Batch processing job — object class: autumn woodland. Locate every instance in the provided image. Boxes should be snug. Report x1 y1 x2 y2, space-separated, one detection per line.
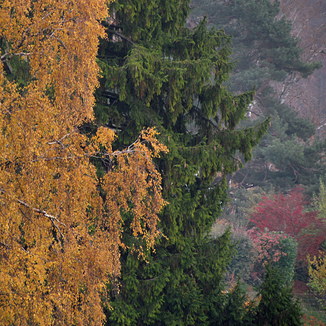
0 0 325 325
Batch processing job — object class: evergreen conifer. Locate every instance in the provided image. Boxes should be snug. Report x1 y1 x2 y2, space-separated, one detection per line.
95 0 268 324
253 266 303 326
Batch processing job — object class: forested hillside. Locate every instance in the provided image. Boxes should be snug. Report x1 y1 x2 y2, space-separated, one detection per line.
190 0 326 323
0 0 324 325
277 0 326 132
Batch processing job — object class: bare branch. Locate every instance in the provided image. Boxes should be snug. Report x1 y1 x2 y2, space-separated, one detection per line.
0 188 66 238
107 28 135 45
1 52 31 62
47 133 72 145
47 132 73 149
32 155 76 162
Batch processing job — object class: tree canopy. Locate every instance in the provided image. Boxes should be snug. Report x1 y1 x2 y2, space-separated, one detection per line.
95 0 269 325
0 1 167 324
0 0 313 325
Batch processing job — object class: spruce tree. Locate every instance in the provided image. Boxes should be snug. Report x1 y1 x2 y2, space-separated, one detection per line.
95 1 268 324
253 266 303 326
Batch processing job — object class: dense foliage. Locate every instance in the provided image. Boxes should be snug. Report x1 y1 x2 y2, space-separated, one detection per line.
0 0 318 324
95 0 270 325
249 187 324 261
253 266 303 326
0 1 167 324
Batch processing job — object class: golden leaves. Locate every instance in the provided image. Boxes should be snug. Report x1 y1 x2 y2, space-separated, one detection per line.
103 128 168 248
0 1 167 325
308 252 326 298
0 0 108 125
90 126 116 153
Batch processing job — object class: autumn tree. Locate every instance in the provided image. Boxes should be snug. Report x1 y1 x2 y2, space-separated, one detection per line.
246 229 297 286
0 1 167 325
308 182 326 309
249 187 325 262
314 180 326 222
308 252 326 309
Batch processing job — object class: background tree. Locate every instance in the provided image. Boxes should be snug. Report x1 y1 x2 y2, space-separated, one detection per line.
189 0 325 320
308 253 326 310
211 218 298 287
190 0 324 195
249 187 325 262
252 266 303 326
0 1 167 325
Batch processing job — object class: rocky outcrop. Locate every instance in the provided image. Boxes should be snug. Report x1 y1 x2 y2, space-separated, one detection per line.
277 0 326 135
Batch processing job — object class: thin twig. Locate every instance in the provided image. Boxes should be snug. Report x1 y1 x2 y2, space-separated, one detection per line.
47 132 72 145
1 52 31 62
47 132 73 149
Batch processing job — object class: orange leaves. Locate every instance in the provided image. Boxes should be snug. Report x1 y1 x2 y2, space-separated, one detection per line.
0 0 167 325
103 128 168 249
0 0 108 125
90 126 116 153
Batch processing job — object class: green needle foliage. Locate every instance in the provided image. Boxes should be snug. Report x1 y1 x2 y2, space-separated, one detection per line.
95 0 269 324
253 266 303 326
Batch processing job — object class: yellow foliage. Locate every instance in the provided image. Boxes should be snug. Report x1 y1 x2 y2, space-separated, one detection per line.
0 1 167 325
308 252 326 300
